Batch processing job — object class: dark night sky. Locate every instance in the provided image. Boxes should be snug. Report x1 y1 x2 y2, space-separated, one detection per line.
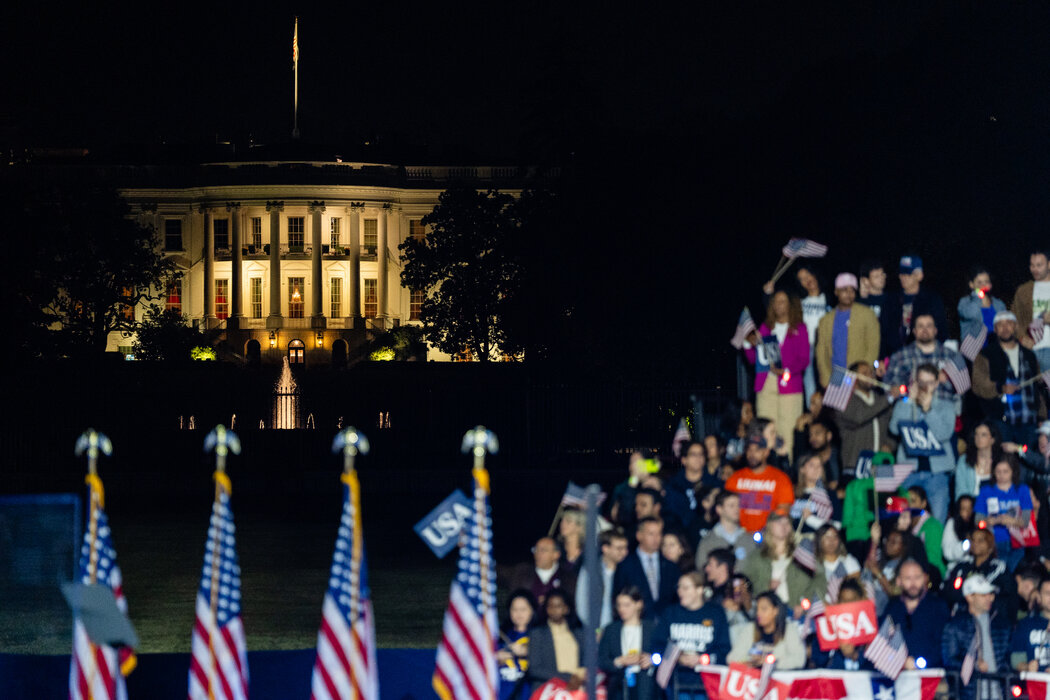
5 3 1050 380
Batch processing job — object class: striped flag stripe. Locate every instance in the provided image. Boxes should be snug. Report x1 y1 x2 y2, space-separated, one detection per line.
436 643 485 700
447 594 491 689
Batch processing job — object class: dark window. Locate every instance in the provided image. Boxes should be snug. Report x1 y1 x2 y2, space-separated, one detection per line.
214 219 229 250
164 219 183 251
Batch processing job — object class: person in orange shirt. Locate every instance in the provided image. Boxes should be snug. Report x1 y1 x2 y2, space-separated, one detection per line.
725 434 795 532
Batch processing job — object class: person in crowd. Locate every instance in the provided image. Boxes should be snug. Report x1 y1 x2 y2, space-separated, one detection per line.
526 589 586 689
816 523 861 588
508 536 577 611
633 488 673 540
727 591 806 670
942 528 1016 620
859 259 896 360
724 434 795 533
958 266 1006 345
842 466 880 563
737 508 824 610
802 419 843 490
868 525 929 599
722 400 755 464
792 388 827 463
831 361 894 483
661 530 695 574
1011 249 1050 371
975 454 1032 573
744 291 811 457
1014 562 1043 621
792 453 839 534
905 485 945 577
1012 573 1050 671
942 574 1011 700
613 517 679 620
1020 421 1050 491
703 434 729 485
751 417 791 471
884 313 967 412
973 310 1046 448
815 272 880 388
888 362 957 522
557 508 585 571
653 572 733 695
576 530 629 631
666 441 712 518
636 473 690 537
695 491 756 579
687 484 722 545
811 579 875 670
884 557 950 669
942 495 977 567
598 586 656 700
888 255 949 355
610 449 652 528
497 590 537 700
703 548 736 604
724 574 755 629
956 422 1005 498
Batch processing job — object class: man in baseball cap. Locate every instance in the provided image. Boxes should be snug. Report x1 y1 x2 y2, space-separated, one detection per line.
973 306 1044 448
885 254 948 355
944 573 1010 698
815 272 880 387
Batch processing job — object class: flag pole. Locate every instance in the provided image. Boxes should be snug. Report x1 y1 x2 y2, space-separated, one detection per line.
292 17 300 140
74 429 113 697
770 256 797 284
462 427 498 645
334 428 370 619
203 425 240 700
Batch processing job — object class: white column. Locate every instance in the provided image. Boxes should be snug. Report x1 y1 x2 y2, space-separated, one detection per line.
377 204 389 326
346 203 363 328
266 201 283 328
310 201 326 328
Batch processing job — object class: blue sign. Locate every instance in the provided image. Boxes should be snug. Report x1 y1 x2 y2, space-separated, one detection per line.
898 420 944 457
854 450 875 479
413 489 473 558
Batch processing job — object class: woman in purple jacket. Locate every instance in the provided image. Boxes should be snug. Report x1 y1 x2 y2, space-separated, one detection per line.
745 291 811 457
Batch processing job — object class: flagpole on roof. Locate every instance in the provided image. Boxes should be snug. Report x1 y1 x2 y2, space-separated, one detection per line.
292 17 300 140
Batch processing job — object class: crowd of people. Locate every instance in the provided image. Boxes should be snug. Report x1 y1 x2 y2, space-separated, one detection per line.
494 251 1050 700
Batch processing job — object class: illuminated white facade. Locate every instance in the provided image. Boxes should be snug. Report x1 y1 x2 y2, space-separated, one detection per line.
117 160 533 364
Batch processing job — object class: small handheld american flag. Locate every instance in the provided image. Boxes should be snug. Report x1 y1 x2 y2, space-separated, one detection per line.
874 463 915 492
1031 318 1046 345
561 481 607 508
782 238 828 259
825 561 848 603
864 618 908 680
730 307 757 349
672 418 691 459
960 326 987 362
808 483 834 522
654 641 682 689
793 536 817 572
799 598 826 639
822 367 856 411
942 354 971 394
960 630 981 685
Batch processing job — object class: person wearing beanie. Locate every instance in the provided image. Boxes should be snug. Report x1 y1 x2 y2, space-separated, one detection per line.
815 272 880 388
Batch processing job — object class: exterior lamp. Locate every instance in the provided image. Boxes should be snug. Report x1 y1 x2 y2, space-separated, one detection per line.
316 331 323 347
269 331 276 348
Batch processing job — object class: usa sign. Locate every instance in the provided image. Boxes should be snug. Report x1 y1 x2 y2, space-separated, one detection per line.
815 600 878 651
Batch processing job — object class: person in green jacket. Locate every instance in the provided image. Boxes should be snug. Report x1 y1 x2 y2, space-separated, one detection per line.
904 485 945 576
842 463 909 563
736 508 826 617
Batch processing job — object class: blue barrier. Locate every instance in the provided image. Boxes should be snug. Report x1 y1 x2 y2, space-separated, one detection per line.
1 648 438 699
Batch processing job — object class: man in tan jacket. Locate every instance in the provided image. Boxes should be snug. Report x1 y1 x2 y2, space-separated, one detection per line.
815 273 880 387
1011 249 1050 371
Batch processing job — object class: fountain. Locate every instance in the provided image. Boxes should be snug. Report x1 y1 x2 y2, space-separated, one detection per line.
259 419 265 430
272 357 300 429
230 413 237 430
188 415 196 430
306 413 315 429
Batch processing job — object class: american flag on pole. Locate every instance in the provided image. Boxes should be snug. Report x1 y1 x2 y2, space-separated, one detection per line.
293 17 299 65
433 465 498 700
942 354 971 394
874 463 915 492
825 561 848 603
864 617 908 680
311 470 379 700
672 418 691 459
960 630 981 686
822 367 856 411
189 475 248 700
1032 318 1046 345
730 307 756 349
960 325 987 361
808 483 834 522
793 536 817 572
69 476 136 700
782 238 828 259
799 598 826 639
561 481 606 508
654 641 682 689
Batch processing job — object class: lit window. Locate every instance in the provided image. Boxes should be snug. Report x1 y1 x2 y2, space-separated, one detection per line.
409 218 425 242
164 219 183 251
363 219 377 249
215 279 229 320
288 277 304 318
330 218 341 249
331 278 342 318
410 289 423 320
363 279 377 318
251 217 263 248
121 286 135 321
214 219 229 251
166 278 182 314
250 278 263 318
288 217 305 249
